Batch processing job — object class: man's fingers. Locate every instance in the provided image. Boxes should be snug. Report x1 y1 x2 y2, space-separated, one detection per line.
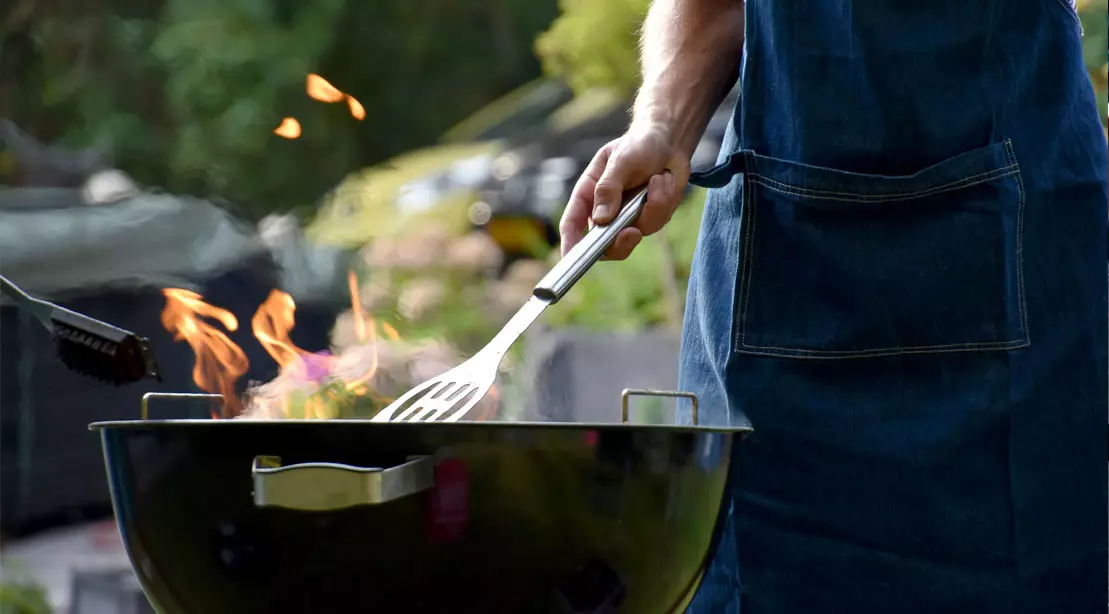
601 227 643 261
561 133 684 258
559 196 591 256
592 151 635 224
636 171 678 236
560 146 612 255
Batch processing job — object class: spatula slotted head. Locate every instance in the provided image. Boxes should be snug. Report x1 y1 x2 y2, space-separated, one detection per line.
371 355 498 423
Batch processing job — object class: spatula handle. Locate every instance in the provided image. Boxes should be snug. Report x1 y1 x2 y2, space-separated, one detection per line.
533 187 647 303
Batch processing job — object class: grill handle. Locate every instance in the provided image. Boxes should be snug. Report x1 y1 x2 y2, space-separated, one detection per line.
252 455 434 511
533 187 647 303
621 388 699 426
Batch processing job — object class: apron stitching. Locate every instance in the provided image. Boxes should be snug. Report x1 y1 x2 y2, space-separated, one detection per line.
736 152 758 349
733 139 1030 357
737 338 1030 359
1050 0 1084 33
751 165 1019 202
740 178 758 347
1003 139 1030 343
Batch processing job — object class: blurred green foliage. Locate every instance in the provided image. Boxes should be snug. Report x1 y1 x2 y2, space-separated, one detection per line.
535 0 650 96
1077 0 1109 127
0 575 51 614
3 0 558 221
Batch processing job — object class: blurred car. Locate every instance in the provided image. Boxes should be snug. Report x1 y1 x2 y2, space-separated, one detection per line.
469 85 741 258
306 79 574 249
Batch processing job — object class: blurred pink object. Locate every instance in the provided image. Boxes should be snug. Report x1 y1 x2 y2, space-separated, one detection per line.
299 351 333 383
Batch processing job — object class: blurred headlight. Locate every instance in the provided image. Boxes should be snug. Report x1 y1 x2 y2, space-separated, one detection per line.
468 200 494 226
531 157 579 215
534 174 568 216
539 156 578 181
395 175 446 213
448 155 494 188
491 153 522 181
395 155 493 214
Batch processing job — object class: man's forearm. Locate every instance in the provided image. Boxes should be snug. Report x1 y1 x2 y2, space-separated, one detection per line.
632 0 745 159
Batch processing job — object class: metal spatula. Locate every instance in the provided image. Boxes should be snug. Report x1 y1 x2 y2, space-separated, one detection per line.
371 187 648 423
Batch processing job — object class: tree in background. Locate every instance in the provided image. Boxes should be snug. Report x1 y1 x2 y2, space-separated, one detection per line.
2 0 559 220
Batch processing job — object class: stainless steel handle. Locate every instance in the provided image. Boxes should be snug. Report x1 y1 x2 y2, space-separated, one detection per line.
252 455 435 511
141 392 224 420
533 188 648 302
620 388 699 426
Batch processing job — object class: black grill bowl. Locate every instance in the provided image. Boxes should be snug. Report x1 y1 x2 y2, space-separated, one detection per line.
90 419 748 614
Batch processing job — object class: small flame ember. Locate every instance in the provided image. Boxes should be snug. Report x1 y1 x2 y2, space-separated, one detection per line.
306 73 365 120
274 118 301 139
274 75 364 140
347 95 366 121
160 289 249 417
306 73 345 103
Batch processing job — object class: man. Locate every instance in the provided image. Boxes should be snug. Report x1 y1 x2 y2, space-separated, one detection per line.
559 1 1108 612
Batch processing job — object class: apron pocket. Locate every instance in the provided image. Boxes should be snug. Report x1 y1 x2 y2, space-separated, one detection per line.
734 139 1028 359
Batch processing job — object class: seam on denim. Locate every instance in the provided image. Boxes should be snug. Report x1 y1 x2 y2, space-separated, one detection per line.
736 152 758 349
736 336 1029 356
1005 139 1030 345
735 338 1031 360
751 166 1019 203
740 150 758 345
734 141 1031 359
1050 0 1084 32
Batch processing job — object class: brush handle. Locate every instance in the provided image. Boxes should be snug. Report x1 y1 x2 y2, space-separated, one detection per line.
533 187 647 303
0 274 55 331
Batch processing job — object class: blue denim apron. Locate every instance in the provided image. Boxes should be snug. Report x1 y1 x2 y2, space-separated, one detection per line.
678 1 1108 613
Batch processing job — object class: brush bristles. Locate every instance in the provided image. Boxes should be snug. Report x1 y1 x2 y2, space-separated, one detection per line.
51 316 149 386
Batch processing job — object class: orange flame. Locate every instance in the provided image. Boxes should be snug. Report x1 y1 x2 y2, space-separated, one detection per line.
349 270 369 343
347 95 365 121
306 73 364 120
160 289 248 417
274 117 301 139
161 270 501 421
251 289 314 373
477 383 500 421
343 270 379 393
306 73 345 103
381 321 400 341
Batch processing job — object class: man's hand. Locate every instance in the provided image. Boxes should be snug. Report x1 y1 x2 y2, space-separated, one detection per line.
557 0 744 260
559 123 690 260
